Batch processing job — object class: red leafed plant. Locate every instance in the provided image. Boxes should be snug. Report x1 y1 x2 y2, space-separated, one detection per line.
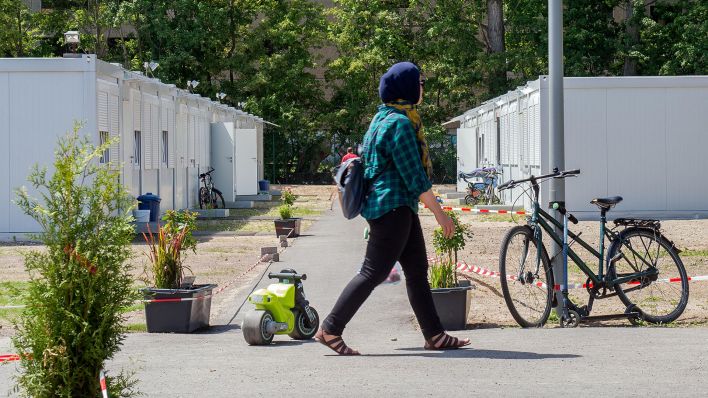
143 219 193 289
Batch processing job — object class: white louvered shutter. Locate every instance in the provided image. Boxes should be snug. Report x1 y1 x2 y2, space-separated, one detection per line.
188 115 195 167
151 103 160 170
98 91 109 133
134 98 142 168
142 101 152 170
109 94 120 166
168 108 176 168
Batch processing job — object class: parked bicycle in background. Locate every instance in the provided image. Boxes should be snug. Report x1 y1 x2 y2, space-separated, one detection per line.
199 167 226 209
459 167 501 206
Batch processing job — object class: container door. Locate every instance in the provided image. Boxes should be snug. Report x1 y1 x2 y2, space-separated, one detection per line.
456 127 476 192
234 128 258 196
210 122 236 202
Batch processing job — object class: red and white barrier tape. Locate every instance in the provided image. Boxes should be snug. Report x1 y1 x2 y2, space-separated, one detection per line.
100 370 109 398
142 253 276 303
421 204 526 215
2 253 276 307
553 274 708 291
431 257 708 290
0 354 21 363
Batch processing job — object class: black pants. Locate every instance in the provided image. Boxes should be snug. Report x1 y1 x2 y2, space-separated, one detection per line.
322 206 444 340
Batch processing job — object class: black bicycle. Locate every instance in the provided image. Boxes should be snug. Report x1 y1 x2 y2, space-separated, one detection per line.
497 168 689 328
199 167 226 209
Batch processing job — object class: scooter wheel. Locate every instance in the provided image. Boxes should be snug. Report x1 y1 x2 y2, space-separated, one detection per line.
559 310 580 328
242 310 274 345
289 307 319 340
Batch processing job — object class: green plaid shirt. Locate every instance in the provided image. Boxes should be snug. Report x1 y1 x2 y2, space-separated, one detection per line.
361 105 432 220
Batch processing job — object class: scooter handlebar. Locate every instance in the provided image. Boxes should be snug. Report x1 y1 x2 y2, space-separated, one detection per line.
268 272 307 281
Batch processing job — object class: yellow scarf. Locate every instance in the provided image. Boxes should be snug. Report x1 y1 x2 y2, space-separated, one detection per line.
386 101 433 179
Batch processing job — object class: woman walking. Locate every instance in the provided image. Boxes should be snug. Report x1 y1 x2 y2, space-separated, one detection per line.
316 62 471 355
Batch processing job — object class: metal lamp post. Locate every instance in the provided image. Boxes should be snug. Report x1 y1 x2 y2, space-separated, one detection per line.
548 0 566 313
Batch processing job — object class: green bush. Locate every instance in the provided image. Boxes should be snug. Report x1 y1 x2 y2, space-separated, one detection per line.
278 204 293 220
430 211 473 289
143 210 197 289
13 125 138 397
281 188 298 206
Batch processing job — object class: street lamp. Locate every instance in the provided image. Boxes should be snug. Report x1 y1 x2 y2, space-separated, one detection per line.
216 92 227 101
143 61 159 77
186 80 199 92
63 31 80 57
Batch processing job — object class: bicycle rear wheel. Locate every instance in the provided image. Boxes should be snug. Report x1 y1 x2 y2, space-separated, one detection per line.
499 226 554 327
211 188 226 209
608 228 689 324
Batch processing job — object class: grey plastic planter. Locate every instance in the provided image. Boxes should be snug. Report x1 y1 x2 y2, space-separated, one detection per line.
274 218 302 237
431 282 472 331
142 284 217 333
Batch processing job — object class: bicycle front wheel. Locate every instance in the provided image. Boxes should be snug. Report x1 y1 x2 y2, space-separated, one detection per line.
608 228 689 324
499 226 554 327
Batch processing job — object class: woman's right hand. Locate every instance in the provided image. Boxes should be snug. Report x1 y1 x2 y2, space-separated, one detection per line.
435 211 454 238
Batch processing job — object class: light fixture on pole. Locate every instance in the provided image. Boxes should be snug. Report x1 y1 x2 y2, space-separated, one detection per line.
186 80 199 92
236 101 246 110
216 92 227 101
63 31 80 58
143 61 159 77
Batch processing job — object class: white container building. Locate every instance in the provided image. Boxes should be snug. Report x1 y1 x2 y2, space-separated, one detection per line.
0 55 266 237
450 75 708 220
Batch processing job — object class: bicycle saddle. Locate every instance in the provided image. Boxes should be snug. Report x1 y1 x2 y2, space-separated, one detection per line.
590 196 623 210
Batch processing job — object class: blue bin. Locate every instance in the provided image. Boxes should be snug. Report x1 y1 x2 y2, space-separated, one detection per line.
137 193 161 222
258 180 270 193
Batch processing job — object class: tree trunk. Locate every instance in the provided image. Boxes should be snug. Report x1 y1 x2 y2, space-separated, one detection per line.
16 5 23 56
486 0 505 54
623 0 640 76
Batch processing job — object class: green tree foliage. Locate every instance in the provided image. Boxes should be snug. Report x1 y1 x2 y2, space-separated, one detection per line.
4 0 707 181
13 125 137 397
0 0 37 57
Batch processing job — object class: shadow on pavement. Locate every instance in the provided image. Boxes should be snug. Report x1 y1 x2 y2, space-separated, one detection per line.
196 324 241 334
350 347 580 360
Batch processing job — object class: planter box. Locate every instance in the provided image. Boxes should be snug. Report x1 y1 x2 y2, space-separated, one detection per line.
142 284 217 333
274 218 302 238
431 282 472 331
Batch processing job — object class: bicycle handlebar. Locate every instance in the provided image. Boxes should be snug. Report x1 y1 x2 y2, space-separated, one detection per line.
498 168 580 191
268 272 306 281
199 167 215 179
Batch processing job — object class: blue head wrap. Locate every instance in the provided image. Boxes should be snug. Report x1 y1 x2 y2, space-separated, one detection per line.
378 62 421 104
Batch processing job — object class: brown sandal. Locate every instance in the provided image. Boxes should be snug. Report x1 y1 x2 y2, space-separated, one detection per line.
315 329 360 356
424 332 471 350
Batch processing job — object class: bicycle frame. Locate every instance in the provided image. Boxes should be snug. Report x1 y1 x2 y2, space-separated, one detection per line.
522 175 659 292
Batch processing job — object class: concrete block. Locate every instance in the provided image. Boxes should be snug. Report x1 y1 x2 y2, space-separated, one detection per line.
193 208 230 218
225 201 254 209
261 246 278 255
235 194 273 202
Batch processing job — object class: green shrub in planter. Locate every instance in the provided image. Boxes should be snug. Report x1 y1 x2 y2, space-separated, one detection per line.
430 211 473 288
278 204 293 220
13 125 138 397
281 189 298 206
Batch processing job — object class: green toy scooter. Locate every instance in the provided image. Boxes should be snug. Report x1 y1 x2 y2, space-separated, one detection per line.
242 269 320 345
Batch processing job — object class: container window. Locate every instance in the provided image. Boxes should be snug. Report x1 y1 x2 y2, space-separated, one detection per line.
162 130 169 165
99 131 110 164
134 131 141 166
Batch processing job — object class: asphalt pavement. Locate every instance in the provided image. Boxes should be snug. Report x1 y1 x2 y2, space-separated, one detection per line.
1 206 707 397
